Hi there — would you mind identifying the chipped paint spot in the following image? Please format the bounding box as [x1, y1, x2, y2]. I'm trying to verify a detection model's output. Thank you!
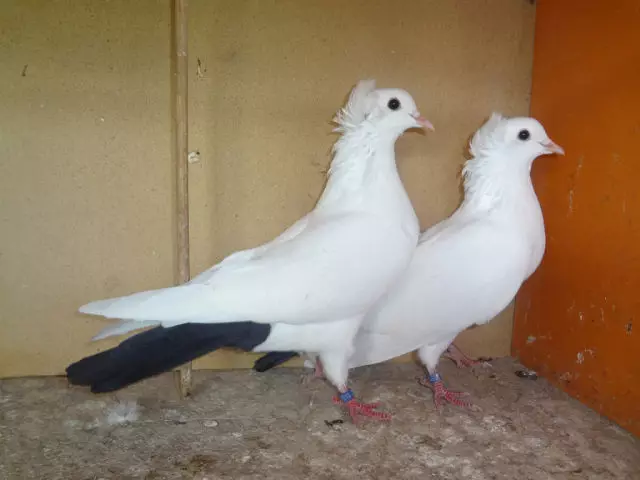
[576, 349, 595, 365]
[196, 57, 207, 79]
[578, 312, 584, 322]
[568, 189, 574, 215]
[188, 150, 201, 164]
[559, 372, 573, 382]
[526, 335, 536, 344]
[600, 308, 605, 323]
[566, 157, 583, 217]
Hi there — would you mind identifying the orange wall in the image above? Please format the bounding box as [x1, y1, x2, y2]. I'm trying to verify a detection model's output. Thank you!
[513, 1, 640, 436]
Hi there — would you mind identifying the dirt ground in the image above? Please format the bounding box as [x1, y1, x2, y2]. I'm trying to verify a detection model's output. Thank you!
[1, 358, 638, 479]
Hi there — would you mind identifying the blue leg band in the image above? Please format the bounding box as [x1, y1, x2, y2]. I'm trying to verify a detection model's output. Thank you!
[339, 389, 354, 403]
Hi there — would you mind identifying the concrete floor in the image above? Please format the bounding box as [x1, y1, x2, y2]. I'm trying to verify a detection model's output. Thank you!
[1, 358, 638, 480]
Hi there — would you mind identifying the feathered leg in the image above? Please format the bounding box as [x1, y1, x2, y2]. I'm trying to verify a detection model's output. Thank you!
[313, 357, 324, 378]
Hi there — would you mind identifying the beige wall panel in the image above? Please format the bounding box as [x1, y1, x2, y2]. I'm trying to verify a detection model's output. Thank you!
[0, 0, 534, 376]
[0, 1, 174, 376]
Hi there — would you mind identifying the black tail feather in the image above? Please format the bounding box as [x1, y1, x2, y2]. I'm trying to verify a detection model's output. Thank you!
[253, 351, 300, 372]
[66, 322, 271, 393]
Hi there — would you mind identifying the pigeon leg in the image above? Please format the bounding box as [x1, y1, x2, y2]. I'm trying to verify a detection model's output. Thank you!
[418, 343, 472, 410]
[314, 357, 324, 378]
[443, 342, 492, 368]
[299, 355, 325, 386]
[320, 352, 390, 423]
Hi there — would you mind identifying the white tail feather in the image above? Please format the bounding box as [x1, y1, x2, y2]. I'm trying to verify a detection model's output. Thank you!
[79, 284, 219, 324]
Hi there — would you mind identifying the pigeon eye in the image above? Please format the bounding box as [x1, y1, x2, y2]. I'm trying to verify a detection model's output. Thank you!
[387, 98, 401, 111]
[518, 129, 530, 141]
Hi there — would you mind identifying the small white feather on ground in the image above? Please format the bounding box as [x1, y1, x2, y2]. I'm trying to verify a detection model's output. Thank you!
[105, 401, 140, 425]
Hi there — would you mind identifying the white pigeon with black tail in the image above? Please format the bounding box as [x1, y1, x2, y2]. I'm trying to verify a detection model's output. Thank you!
[66, 79, 433, 423]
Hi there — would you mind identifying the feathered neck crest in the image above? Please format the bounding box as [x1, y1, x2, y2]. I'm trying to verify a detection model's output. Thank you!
[468, 112, 508, 158]
[333, 79, 377, 135]
[328, 80, 383, 176]
[461, 113, 532, 207]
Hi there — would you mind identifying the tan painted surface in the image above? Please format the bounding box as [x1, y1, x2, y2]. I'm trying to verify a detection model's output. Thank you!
[513, 0, 640, 437]
[0, 1, 175, 377]
[0, 0, 535, 377]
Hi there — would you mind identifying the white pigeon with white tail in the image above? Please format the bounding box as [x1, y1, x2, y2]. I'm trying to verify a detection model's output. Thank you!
[348, 114, 563, 408]
[66, 79, 433, 423]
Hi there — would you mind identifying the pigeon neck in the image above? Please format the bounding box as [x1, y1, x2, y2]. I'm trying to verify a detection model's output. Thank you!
[461, 152, 537, 211]
[327, 128, 400, 181]
[315, 128, 405, 210]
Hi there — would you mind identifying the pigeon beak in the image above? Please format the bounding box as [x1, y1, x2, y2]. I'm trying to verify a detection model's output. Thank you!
[412, 113, 434, 131]
[541, 139, 565, 155]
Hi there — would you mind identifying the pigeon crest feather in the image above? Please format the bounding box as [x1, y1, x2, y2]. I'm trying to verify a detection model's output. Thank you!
[333, 79, 378, 134]
[468, 112, 508, 158]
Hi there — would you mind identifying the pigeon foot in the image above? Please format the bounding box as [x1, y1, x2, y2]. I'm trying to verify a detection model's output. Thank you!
[419, 374, 472, 410]
[444, 343, 492, 369]
[333, 390, 391, 423]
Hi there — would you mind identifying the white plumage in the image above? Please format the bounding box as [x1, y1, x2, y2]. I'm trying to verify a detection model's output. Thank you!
[296, 114, 563, 407]
[74, 79, 433, 418]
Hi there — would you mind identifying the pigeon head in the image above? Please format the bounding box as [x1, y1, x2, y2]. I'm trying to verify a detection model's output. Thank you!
[367, 88, 434, 135]
[470, 113, 564, 162]
[334, 80, 433, 137]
